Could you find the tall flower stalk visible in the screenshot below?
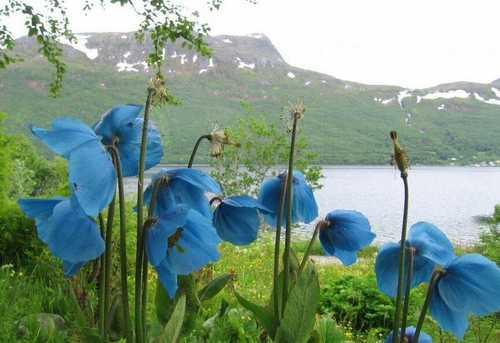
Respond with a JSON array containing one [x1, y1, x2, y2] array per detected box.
[[135, 88, 154, 343], [281, 103, 304, 315], [390, 130, 410, 343]]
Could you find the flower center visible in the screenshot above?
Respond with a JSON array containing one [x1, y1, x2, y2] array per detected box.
[[168, 228, 183, 248], [209, 196, 224, 207]]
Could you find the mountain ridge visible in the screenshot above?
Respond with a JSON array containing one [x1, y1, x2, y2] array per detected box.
[[1, 32, 500, 165]]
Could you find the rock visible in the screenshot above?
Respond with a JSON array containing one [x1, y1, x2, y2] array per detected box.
[[16, 313, 65, 339]]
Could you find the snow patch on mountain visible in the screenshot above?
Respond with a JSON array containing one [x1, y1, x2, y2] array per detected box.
[[62, 34, 98, 60], [474, 93, 500, 106], [287, 72, 296, 79], [235, 57, 255, 69], [422, 90, 470, 100]]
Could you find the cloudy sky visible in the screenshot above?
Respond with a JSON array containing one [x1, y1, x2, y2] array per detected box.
[[8, 0, 500, 89]]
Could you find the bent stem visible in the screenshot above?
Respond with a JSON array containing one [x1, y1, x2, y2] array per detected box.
[[414, 269, 444, 342], [109, 146, 133, 343], [298, 221, 322, 275], [273, 181, 287, 323], [188, 134, 211, 168], [399, 245, 415, 343], [135, 88, 153, 343], [281, 113, 300, 316], [392, 174, 409, 342], [103, 197, 116, 339]]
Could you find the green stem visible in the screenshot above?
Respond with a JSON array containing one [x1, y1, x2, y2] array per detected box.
[[392, 175, 409, 342], [109, 146, 133, 343], [188, 134, 211, 168], [141, 178, 162, 340], [281, 114, 300, 316], [103, 197, 116, 340], [414, 270, 444, 342], [98, 213, 106, 337], [272, 181, 287, 323], [135, 89, 154, 343], [298, 221, 321, 275], [399, 246, 415, 343]]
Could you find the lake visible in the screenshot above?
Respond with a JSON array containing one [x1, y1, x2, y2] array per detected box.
[[125, 166, 500, 245]]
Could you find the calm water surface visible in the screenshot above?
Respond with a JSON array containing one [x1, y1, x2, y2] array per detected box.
[[126, 166, 500, 244]]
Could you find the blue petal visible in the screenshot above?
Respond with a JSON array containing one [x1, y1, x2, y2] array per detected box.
[[385, 326, 432, 343], [408, 222, 455, 266], [69, 140, 116, 217], [168, 168, 222, 194], [146, 206, 189, 266], [94, 104, 143, 143], [324, 210, 376, 251], [332, 247, 358, 266], [31, 118, 97, 158], [166, 209, 220, 275], [291, 172, 319, 224], [222, 195, 272, 213], [115, 118, 163, 177], [213, 202, 260, 245], [375, 243, 401, 297], [258, 176, 283, 227], [438, 254, 500, 316], [18, 198, 64, 243], [63, 261, 85, 277], [430, 287, 469, 339], [46, 198, 105, 263], [155, 261, 179, 299], [375, 242, 435, 298]]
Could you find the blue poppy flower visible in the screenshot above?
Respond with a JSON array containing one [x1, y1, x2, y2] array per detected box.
[[212, 196, 271, 245], [144, 168, 222, 218], [258, 171, 318, 227], [146, 205, 221, 298], [94, 104, 163, 177], [429, 254, 500, 339], [32, 118, 116, 217], [376, 222, 455, 298], [385, 326, 432, 343], [318, 210, 375, 266], [18, 196, 105, 277]]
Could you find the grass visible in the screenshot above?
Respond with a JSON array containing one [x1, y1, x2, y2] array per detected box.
[[1, 226, 499, 342]]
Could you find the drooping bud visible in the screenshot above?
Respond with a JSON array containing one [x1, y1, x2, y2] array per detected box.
[[390, 131, 409, 177], [149, 73, 179, 107], [209, 127, 240, 158]]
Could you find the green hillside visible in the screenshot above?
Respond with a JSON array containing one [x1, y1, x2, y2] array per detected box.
[[1, 33, 500, 164]]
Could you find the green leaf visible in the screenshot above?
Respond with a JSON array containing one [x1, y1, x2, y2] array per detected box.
[[155, 279, 175, 326], [158, 294, 186, 343], [311, 317, 345, 343], [198, 273, 233, 302], [275, 262, 320, 343], [234, 291, 277, 337]]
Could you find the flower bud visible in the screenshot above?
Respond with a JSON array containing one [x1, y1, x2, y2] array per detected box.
[[390, 131, 409, 176], [209, 128, 240, 157]]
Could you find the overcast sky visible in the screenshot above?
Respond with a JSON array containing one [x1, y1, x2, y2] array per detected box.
[[8, 0, 500, 89]]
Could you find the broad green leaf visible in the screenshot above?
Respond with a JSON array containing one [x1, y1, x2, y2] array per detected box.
[[155, 279, 175, 325], [311, 316, 345, 343], [234, 291, 277, 337], [158, 294, 186, 343], [275, 262, 320, 343], [198, 273, 233, 302]]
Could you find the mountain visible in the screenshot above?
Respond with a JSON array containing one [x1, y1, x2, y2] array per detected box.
[[1, 32, 500, 165]]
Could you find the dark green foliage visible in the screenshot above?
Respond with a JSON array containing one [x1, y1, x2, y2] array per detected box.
[[319, 274, 394, 332]]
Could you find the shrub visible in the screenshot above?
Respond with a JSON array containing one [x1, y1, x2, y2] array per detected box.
[[319, 274, 394, 332]]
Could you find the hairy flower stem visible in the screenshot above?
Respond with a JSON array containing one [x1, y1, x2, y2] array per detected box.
[[399, 246, 415, 343], [103, 197, 116, 340], [188, 134, 211, 168], [392, 174, 409, 342], [298, 221, 322, 275], [140, 179, 162, 340], [273, 182, 287, 323], [109, 147, 133, 343], [282, 113, 300, 317], [98, 214, 106, 337], [135, 88, 153, 343], [414, 270, 444, 342]]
